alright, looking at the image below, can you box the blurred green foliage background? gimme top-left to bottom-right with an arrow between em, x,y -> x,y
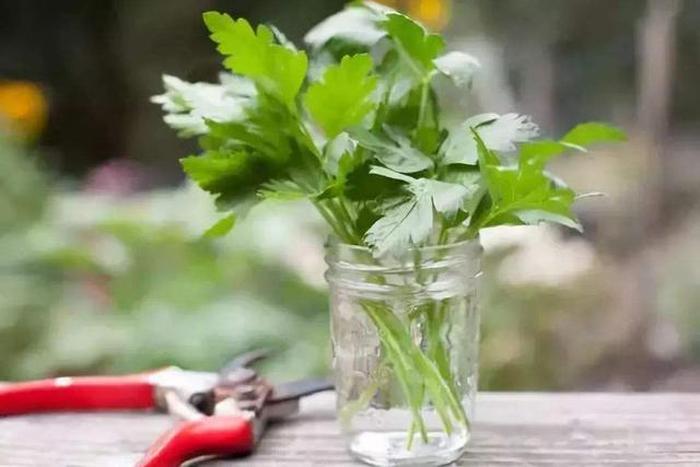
1,0 -> 699,390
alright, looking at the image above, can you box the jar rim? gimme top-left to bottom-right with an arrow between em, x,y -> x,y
325,236 -> 482,276
324,236 -> 482,291
325,236 -> 481,255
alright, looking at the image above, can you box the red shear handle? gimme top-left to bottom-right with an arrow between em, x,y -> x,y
0,374 -> 155,415
137,416 -> 255,467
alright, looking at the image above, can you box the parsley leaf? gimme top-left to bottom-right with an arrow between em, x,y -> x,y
203,92 -> 293,161
562,122 -> 627,147
151,74 -> 254,137
364,192 -> 433,257
433,51 -> 480,88
304,54 -> 378,138
304,1 -> 390,50
350,126 -> 433,173
383,13 -> 445,77
324,132 -> 357,176
365,167 -> 470,255
203,213 -> 236,238
368,165 -> 417,183
203,12 -> 307,106
257,179 -> 308,201
344,160 -> 403,201
316,137 -> 364,201
473,130 -> 581,231
518,140 -> 573,169
180,149 -> 277,207
441,113 -> 539,165
519,122 -> 626,169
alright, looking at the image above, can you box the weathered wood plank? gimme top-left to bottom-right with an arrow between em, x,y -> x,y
0,392 -> 698,466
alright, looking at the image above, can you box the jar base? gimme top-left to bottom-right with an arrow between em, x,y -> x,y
348,430 -> 468,467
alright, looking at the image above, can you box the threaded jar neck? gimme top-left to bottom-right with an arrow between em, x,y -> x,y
324,238 -> 482,299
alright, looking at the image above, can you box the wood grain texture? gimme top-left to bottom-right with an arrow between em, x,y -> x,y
0,392 -> 698,466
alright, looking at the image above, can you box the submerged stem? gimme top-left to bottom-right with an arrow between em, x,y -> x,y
363,303 -> 429,440
362,299 -> 468,443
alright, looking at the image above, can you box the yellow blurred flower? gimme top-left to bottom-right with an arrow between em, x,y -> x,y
0,81 -> 48,138
407,0 -> 450,30
377,0 -> 451,31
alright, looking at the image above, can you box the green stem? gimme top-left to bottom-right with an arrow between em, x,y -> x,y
339,363 -> 386,430
426,302 -> 470,431
362,303 -> 429,444
364,301 -> 467,434
334,198 -> 361,244
416,78 -> 430,134
411,230 -> 471,432
437,219 -> 450,245
312,201 -> 354,244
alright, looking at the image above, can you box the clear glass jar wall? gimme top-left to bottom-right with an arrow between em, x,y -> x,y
326,240 -> 482,467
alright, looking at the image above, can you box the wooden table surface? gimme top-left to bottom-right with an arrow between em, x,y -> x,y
0,392 -> 698,466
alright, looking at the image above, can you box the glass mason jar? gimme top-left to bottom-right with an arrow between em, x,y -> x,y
325,239 -> 482,467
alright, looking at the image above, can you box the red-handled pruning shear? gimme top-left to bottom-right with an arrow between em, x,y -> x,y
0,350 -> 332,466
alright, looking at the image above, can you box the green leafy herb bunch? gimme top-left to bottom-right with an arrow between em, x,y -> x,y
153,2 -> 625,450
153,1 -> 625,257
